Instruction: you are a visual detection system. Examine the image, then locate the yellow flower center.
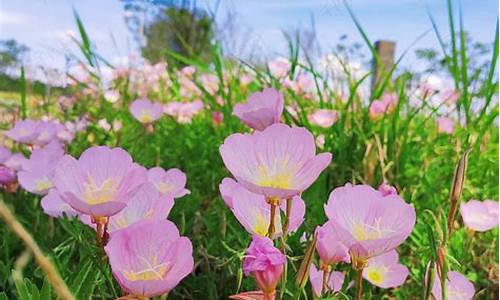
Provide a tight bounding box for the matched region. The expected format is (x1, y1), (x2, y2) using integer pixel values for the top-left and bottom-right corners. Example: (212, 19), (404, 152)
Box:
(367, 268), (385, 284)
(253, 213), (269, 236)
(139, 112), (153, 123)
(35, 178), (54, 192)
(255, 156), (296, 189)
(351, 218), (394, 241)
(124, 264), (169, 281)
(123, 257), (170, 282)
(84, 177), (118, 205)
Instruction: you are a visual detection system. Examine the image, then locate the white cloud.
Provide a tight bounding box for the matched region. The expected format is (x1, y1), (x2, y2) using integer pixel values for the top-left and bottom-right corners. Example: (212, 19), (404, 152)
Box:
(0, 10), (29, 25)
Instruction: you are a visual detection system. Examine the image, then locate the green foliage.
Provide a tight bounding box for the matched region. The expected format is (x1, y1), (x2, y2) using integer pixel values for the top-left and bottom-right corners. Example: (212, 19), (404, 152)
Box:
(0, 39), (29, 72)
(142, 6), (214, 66)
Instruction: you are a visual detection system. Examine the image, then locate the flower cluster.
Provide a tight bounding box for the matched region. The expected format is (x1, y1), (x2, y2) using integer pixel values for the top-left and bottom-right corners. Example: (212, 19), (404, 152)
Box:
(1, 121), (194, 298)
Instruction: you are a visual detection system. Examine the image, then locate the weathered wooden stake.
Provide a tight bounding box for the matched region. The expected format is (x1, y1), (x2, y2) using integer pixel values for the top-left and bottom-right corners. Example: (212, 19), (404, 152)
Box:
(371, 40), (396, 94)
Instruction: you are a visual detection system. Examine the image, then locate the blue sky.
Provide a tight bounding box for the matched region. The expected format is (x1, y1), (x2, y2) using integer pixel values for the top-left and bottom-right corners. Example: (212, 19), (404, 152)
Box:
(0, 0), (497, 71)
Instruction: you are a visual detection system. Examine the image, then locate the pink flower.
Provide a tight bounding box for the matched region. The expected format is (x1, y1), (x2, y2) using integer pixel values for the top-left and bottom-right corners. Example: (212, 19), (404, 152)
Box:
(437, 117), (455, 134)
(34, 121), (58, 146)
(268, 58), (291, 79)
(219, 177), (240, 209)
(243, 236), (286, 295)
(107, 183), (174, 233)
(54, 146), (147, 217)
(229, 182), (305, 238)
(104, 90), (120, 103)
(55, 123), (75, 143)
(0, 166), (16, 186)
(200, 73), (219, 95)
(309, 264), (345, 297)
(315, 221), (350, 265)
(18, 141), (64, 195)
(378, 182), (397, 196)
(440, 89), (460, 104)
(233, 88), (284, 131)
(315, 134), (325, 149)
(164, 100), (204, 124)
(369, 93), (398, 119)
(460, 199), (499, 232)
(432, 271), (475, 300)
(129, 99), (164, 124)
(4, 153), (27, 171)
(220, 124), (332, 199)
(213, 111), (224, 126)
(308, 109), (339, 128)
(4, 119), (39, 144)
(41, 189), (79, 218)
(98, 119), (111, 131)
(324, 184), (416, 260)
(0, 146), (12, 164)
(105, 219), (194, 297)
(181, 65), (196, 77)
(229, 291), (273, 300)
(147, 167), (190, 199)
(362, 250), (409, 288)
(240, 73), (255, 86)
(295, 74), (314, 94)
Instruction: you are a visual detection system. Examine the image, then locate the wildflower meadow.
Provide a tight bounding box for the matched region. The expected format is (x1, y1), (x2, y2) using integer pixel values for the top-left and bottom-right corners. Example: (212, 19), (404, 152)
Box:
(0, 1), (498, 299)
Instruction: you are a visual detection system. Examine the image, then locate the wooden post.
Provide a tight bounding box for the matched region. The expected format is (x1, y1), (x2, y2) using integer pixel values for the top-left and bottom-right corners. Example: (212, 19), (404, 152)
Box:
(371, 40), (396, 94)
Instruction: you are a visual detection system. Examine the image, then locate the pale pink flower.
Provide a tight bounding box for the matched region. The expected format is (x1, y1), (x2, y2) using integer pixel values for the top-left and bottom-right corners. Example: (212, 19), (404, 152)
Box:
(378, 182), (398, 196)
(105, 219), (194, 297)
(309, 264), (345, 297)
(107, 183), (174, 233)
(440, 89), (460, 104)
(41, 189), (79, 218)
(4, 119), (39, 144)
(243, 236), (286, 295)
(200, 73), (219, 95)
(316, 220), (350, 265)
(220, 124), (332, 199)
(4, 153), (27, 171)
(362, 250), (409, 288)
(229, 182), (305, 238)
(437, 117), (455, 134)
(460, 199), (499, 232)
(54, 146), (147, 217)
(308, 109), (339, 128)
(324, 184), (416, 260)
(268, 58), (291, 79)
(129, 99), (164, 124)
(219, 177), (239, 209)
(98, 119), (111, 131)
(0, 146), (12, 164)
(233, 88), (284, 131)
(432, 271), (475, 300)
(104, 90), (120, 103)
(147, 167), (190, 199)
(18, 141), (64, 195)
(369, 93), (398, 119)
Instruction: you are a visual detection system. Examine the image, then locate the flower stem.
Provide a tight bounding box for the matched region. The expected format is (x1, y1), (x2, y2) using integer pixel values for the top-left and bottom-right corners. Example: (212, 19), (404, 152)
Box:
(356, 267), (364, 300)
(94, 216), (109, 247)
(283, 198), (293, 235)
(321, 267), (331, 295)
(267, 202), (277, 238)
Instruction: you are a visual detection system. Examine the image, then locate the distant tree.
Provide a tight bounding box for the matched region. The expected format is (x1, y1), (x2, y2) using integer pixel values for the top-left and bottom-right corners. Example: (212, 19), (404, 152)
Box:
(142, 7), (213, 65)
(121, 0), (214, 66)
(0, 39), (29, 72)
